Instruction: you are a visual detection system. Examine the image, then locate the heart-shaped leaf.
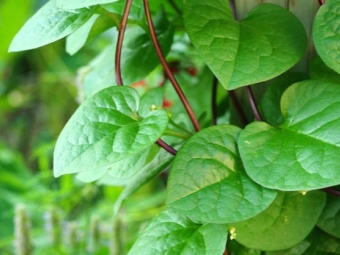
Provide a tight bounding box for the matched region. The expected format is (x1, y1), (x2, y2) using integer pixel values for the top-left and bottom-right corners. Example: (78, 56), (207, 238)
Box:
(239, 80), (340, 191)
(128, 209), (228, 255)
(313, 0), (340, 75)
(167, 125), (277, 224)
(317, 193), (340, 238)
(183, 1), (307, 90)
(9, 0), (95, 52)
(53, 86), (169, 177)
(230, 191), (326, 251)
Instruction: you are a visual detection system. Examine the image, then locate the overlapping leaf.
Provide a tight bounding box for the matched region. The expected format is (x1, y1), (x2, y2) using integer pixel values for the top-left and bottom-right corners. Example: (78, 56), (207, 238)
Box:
(230, 191), (326, 251)
(313, 0), (340, 75)
(239, 80), (340, 191)
(128, 209), (228, 255)
(167, 125), (277, 224)
(9, 0), (95, 52)
(317, 193), (340, 238)
(183, 1), (307, 90)
(53, 86), (169, 177)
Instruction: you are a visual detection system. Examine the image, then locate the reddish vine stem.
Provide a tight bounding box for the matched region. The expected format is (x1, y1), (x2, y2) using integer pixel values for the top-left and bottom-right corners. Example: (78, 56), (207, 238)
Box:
(212, 77), (218, 125)
(323, 188), (340, 197)
(229, 0), (237, 20)
(318, 0), (325, 5)
(143, 0), (200, 132)
(229, 90), (248, 126)
(246, 86), (263, 121)
(115, 0), (133, 86)
(156, 139), (177, 155)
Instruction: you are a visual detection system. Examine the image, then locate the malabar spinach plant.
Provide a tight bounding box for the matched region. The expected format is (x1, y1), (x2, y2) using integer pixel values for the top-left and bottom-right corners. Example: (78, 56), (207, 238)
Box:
(10, 0), (340, 254)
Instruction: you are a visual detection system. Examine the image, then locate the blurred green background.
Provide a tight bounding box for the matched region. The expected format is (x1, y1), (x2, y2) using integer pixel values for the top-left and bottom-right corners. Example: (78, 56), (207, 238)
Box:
(0, 1), (168, 254)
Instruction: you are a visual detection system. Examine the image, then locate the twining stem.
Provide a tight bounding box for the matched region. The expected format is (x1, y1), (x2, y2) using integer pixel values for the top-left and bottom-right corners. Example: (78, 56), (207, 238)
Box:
(156, 139), (177, 155)
(212, 77), (218, 125)
(318, 0), (325, 5)
(229, 90), (248, 126)
(143, 0), (201, 132)
(115, 0), (133, 86)
(246, 86), (263, 121)
(323, 188), (340, 197)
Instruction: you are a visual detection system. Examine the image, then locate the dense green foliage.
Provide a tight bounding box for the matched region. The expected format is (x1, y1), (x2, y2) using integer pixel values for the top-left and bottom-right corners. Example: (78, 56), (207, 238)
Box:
(5, 0), (340, 254)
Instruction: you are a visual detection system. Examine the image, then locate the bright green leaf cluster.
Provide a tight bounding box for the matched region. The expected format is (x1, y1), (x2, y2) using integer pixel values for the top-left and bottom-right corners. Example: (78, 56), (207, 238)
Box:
(9, 0), (340, 253)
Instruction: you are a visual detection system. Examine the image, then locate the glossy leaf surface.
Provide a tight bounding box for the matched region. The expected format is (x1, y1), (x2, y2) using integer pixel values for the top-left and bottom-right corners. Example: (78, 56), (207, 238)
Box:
(313, 0), (340, 74)
(230, 191), (326, 251)
(56, 0), (118, 9)
(128, 209), (228, 255)
(54, 86), (168, 177)
(239, 80), (340, 191)
(183, 1), (307, 90)
(167, 125), (277, 224)
(9, 0), (95, 52)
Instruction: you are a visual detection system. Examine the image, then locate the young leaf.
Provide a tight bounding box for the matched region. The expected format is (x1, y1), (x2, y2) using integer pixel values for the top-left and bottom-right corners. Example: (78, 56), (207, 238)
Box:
(113, 149), (174, 215)
(239, 80), (340, 191)
(128, 209), (228, 255)
(53, 86), (169, 177)
(66, 13), (119, 55)
(183, 1), (307, 90)
(259, 72), (308, 126)
(230, 191), (326, 251)
(313, 0), (340, 75)
(167, 125), (277, 224)
(9, 0), (95, 52)
(317, 193), (340, 238)
(55, 0), (118, 10)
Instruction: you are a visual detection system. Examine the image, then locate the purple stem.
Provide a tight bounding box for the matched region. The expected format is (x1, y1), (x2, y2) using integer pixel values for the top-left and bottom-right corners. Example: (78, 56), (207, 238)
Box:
(229, 0), (237, 20)
(212, 77), (218, 125)
(323, 188), (340, 197)
(143, 0), (200, 132)
(229, 90), (248, 126)
(115, 0), (133, 86)
(246, 86), (263, 121)
(156, 139), (177, 155)
(318, 0), (325, 5)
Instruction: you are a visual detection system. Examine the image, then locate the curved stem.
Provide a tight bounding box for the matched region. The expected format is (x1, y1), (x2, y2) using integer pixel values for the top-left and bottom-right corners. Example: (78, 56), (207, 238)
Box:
(323, 188), (340, 197)
(246, 86), (263, 121)
(229, 90), (248, 126)
(318, 0), (325, 5)
(115, 0), (133, 86)
(229, 0), (237, 20)
(156, 139), (177, 155)
(143, 0), (200, 132)
(212, 77), (218, 125)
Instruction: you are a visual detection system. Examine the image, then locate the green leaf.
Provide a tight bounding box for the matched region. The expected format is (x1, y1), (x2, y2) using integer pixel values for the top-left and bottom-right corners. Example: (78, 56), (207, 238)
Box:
(313, 0), (340, 75)
(53, 86), (169, 177)
(113, 149), (173, 215)
(167, 125), (277, 224)
(239, 80), (340, 191)
(228, 240), (262, 255)
(309, 56), (340, 84)
(128, 209), (228, 255)
(259, 72), (308, 126)
(66, 12), (118, 55)
(56, 0), (119, 9)
(183, 1), (307, 90)
(9, 0), (95, 52)
(75, 144), (160, 182)
(230, 191), (326, 251)
(302, 228), (340, 255)
(139, 87), (164, 118)
(317, 193), (340, 238)
(265, 239), (311, 255)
